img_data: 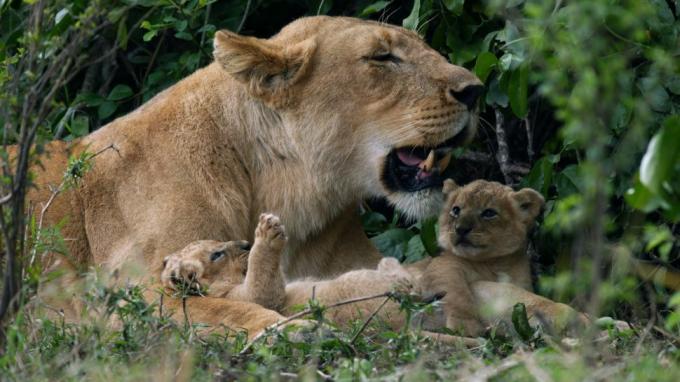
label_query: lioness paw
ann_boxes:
[255,213,287,250]
[446,316,486,336]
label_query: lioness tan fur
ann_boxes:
[26,16,483,337]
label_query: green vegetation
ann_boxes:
[1,0,678,380]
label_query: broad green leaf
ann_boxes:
[117,17,128,50]
[443,0,464,15]
[474,52,497,83]
[419,217,438,255]
[639,116,680,193]
[404,235,426,263]
[511,303,534,341]
[508,65,528,118]
[69,116,89,137]
[107,85,133,101]
[639,77,671,113]
[522,156,553,196]
[361,211,388,235]
[143,30,158,42]
[98,101,117,120]
[359,1,390,17]
[555,165,580,197]
[402,0,420,31]
[371,228,415,261]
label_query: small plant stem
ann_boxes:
[350,296,391,345]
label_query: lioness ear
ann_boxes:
[213,30,315,101]
[442,179,459,195]
[512,188,545,225]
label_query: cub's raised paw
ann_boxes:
[255,213,287,250]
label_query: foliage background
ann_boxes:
[0,0,679,380]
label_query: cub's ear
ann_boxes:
[512,188,545,225]
[213,30,316,103]
[442,179,459,195]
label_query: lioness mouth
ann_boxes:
[382,130,467,193]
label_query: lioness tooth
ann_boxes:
[420,150,436,172]
[438,152,452,172]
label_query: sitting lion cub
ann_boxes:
[413,179,544,335]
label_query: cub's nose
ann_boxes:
[450,84,484,110]
[455,225,473,237]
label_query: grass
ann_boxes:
[1,279,679,381]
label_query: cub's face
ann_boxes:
[161,240,250,296]
[213,17,482,220]
[438,180,545,260]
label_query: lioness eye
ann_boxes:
[450,206,461,217]
[210,251,226,262]
[368,52,400,63]
[481,209,498,219]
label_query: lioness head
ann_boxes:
[213,17,482,220]
[438,179,545,260]
[160,240,250,296]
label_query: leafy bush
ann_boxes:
[0,0,678,379]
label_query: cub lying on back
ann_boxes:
[162,180,582,335]
[161,213,418,327]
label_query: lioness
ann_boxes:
[27,16,484,337]
[163,182,588,337]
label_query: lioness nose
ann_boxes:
[450,85,484,110]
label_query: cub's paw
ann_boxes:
[255,213,287,250]
[161,255,205,295]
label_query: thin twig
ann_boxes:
[493,108,513,185]
[237,0,252,33]
[350,296,391,345]
[239,292,392,355]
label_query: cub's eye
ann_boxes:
[367,52,400,63]
[210,251,226,262]
[450,206,461,217]
[481,209,498,219]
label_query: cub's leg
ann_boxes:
[472,281,589,334]
[227,213,287,310]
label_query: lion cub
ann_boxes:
[161,214,416,325]
[415,179,544,335]
[161,180,545,335]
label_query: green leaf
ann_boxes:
[419,217,438,255]
[485,75,508,107]
[402,0,420,31]
[98,101,117,120]
[117,17,129,50]
[508,65,528,118]
[474,52,497,83]
[175,31,193,41]
[107,85,133,101]
[511,303,534,341]
[522,156,553,196]
[361,211,388,235]
[442,0,464,15]
[404,235,426,263]
[555,165,580,197]
[69,116,89,137]
[143,30,158,42]
[358,1,390,17]
[371,228,415,261]
[639,116,680,194]
[639,77,671,113]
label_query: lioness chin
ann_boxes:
[27,16,483,337]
